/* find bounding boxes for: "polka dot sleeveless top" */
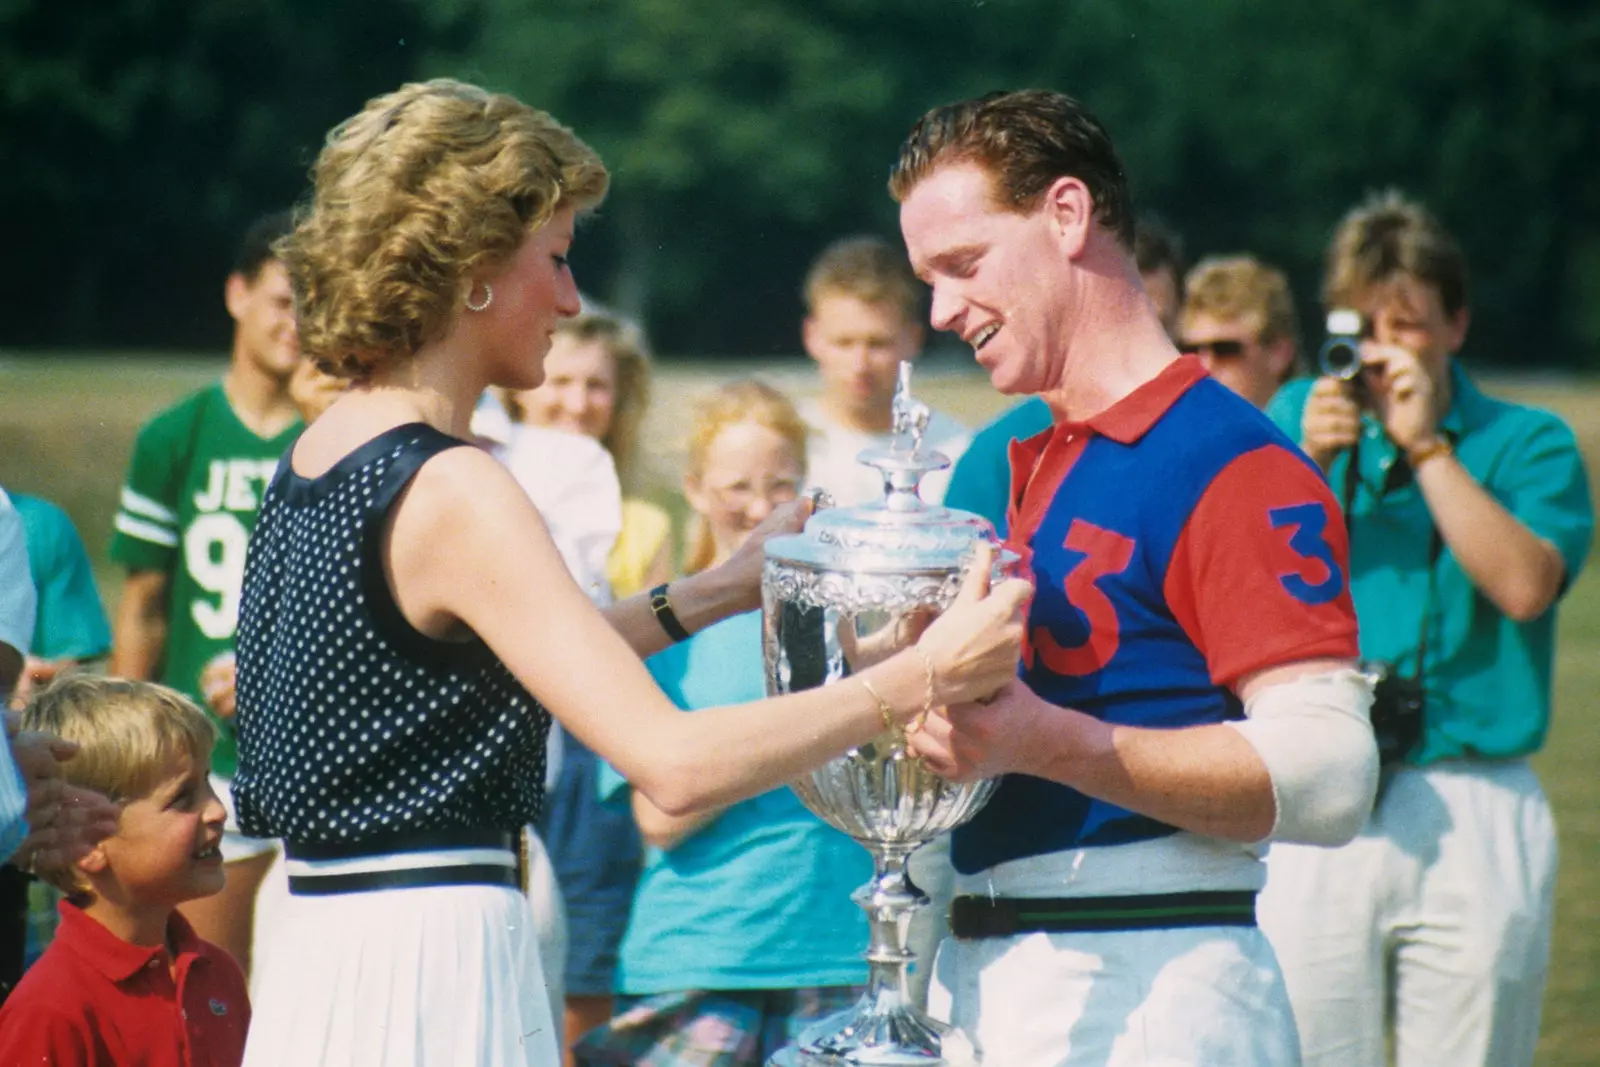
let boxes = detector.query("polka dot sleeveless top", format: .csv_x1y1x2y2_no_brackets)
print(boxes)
233,423,549,845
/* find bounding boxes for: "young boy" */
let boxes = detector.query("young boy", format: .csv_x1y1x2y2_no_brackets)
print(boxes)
799,235,970,506
0,676,249,1065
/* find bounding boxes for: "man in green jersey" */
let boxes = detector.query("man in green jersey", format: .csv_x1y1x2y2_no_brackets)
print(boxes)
108,211,301,974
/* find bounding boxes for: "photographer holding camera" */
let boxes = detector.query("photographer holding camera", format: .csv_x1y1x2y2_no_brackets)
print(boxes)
1259,190,1594,1067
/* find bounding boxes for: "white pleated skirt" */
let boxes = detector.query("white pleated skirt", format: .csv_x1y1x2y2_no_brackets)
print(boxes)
243,880,560,1067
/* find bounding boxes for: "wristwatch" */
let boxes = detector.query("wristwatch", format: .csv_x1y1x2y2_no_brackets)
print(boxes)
1405,437,1454,470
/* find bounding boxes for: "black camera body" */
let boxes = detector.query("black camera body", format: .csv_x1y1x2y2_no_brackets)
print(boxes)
1366,662,1425,766
1318,307,1367,381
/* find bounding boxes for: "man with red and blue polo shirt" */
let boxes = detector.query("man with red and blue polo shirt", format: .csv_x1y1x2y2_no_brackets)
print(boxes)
890,90,1380,1066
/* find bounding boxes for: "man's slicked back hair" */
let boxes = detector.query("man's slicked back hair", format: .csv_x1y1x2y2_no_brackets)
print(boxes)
889,90,1135,247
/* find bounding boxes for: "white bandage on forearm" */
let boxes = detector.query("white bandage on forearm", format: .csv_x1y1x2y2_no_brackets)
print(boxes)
1225,668,1379,846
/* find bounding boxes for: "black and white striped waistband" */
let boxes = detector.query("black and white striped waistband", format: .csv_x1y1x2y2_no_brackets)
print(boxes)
284,829,520,896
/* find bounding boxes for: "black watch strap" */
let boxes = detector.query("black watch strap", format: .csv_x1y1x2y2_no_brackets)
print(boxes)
649,583,691,643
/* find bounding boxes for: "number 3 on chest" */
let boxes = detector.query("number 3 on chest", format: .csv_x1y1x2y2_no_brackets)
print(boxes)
1028,519,1136,676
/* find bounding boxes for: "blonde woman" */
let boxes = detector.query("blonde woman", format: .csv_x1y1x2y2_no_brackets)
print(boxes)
578,380,874,1066
230,78,1028,1067
505,313,672,597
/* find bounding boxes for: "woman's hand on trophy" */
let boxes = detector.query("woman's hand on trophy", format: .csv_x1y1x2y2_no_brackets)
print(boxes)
909,680,1044,781
715,497,814,612
913,542,1032,709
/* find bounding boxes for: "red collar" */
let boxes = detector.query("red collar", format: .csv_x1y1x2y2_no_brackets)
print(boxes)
1051,354,1208,444
1006,355,1210,540
54,900,209,984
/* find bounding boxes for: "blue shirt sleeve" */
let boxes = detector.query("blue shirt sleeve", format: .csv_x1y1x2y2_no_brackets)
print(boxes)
0,490,36,659
0,740,29,865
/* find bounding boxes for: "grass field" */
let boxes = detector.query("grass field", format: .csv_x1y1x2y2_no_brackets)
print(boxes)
3,354,1598,1064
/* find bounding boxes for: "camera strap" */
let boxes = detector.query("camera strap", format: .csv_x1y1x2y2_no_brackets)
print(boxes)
1341,440,1444,681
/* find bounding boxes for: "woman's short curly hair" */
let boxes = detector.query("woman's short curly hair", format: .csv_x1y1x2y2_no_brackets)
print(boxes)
282,79,610,377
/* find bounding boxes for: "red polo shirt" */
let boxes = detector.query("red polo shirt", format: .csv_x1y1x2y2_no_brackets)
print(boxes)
0,901,249,1066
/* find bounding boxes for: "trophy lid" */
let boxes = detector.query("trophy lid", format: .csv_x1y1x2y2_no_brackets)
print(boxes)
766,362,1000,574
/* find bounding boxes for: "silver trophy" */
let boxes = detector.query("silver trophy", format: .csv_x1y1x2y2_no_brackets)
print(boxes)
764,363,1003,1066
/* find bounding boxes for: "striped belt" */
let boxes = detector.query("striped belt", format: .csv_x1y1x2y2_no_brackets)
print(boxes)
950,890,1259,939
284,829,521,896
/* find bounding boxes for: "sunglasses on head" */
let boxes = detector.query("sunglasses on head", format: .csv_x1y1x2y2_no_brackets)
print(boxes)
1179,339,1246,358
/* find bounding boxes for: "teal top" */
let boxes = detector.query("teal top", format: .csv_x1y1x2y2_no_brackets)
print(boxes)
12,494,111,662
602,610,870,993
1266,365,1593,764
943,396,1052,536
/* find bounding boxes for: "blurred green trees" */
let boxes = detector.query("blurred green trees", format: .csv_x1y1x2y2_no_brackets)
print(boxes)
2,0,1596,365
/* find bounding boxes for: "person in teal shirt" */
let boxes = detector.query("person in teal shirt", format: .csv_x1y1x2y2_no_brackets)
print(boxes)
576,381,871,1066
10,493,111,704
942,397,1051,535
590,615,870,1010
1256,191,1594,1067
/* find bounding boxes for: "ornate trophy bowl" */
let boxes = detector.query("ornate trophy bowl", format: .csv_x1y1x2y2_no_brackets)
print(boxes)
763,365,1002,1067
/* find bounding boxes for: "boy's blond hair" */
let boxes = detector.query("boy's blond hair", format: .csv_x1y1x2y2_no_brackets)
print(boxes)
803,236,923,325
23,676,216,895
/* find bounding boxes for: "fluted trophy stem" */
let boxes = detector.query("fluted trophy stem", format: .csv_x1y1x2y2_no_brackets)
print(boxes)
771,843,951,1067
860,846,920,1010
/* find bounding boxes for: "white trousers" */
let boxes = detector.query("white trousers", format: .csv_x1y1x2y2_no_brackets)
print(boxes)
1258,760,1555,1067
928,923,1298,1066
906,833,954,1011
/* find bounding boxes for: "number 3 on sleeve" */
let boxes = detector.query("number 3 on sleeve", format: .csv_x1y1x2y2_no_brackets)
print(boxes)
1269,503,1345,606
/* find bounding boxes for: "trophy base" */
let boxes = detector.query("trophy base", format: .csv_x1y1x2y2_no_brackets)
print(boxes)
766,1006,978,1067
769,1047,976,1067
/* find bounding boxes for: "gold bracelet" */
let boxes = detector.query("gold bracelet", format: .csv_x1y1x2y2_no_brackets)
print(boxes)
911,645,938,732
1406,437,1453,470
859,676,898,736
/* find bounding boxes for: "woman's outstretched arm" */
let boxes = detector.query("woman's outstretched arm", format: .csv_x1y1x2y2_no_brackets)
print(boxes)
386,447,1028,818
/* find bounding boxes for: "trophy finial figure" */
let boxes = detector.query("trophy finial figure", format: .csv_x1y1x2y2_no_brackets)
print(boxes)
890,361,931,453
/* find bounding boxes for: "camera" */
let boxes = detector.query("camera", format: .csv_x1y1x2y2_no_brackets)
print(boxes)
1317,307,1366,381
1363,661,1425,766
